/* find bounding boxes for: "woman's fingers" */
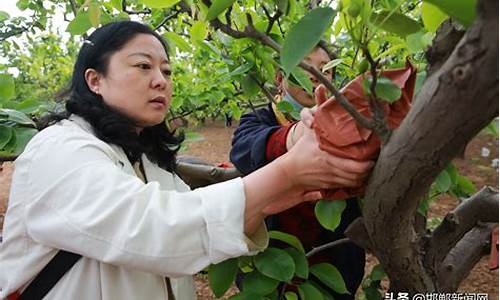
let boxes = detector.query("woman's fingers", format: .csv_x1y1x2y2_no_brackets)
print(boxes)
314,84,328,106
325,155,374,175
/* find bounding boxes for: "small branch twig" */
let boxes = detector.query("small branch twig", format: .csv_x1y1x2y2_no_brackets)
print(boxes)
306,238,351,258
262,6,282,35
168,104,209,122
154,10,181,31
201,0,374,130
361,45,392,143
122,0,151,15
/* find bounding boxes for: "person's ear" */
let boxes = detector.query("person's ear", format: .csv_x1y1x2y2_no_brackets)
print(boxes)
84,68,102,95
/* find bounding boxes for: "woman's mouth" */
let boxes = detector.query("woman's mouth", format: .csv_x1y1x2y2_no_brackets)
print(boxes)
149,96,167,108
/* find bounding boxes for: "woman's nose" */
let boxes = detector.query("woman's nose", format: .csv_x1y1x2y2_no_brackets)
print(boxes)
151,70,167,90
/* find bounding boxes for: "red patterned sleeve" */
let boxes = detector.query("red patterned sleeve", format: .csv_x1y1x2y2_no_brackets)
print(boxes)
265,123,296,162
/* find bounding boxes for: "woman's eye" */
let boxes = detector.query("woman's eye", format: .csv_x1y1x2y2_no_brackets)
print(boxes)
137,63,151,70
162,69,172,76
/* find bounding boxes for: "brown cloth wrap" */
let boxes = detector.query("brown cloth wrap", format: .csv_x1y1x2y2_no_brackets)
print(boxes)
313,62,417,200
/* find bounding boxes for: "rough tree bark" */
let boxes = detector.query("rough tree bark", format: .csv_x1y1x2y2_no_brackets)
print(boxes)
360,0,498,293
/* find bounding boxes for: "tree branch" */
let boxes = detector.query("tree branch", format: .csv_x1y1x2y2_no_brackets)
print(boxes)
344,217,373,251
426,20,466,77
201,0,374,130
154,10,181,31
436,223,496,292
175,158,242,189
362,0,498,292
361,45,391,144
425,186,499,272
306,238,351,258
122,0,151,15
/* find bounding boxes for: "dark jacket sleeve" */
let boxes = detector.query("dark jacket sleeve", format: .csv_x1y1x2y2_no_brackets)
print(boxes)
230,107,280,175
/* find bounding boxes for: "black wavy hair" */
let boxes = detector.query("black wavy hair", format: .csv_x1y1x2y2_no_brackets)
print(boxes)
43,21,183,172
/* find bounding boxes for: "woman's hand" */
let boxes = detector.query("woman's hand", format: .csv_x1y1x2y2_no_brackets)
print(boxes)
279,124,373,191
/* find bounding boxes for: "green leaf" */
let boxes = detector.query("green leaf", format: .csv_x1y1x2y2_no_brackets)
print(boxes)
15,99,42,114
421,2,448,33
206,0,236,21
241,74,260,98
163,32,191,52
314,200,346,231
284,248,309,279
0,128,16,154
269,231,305,253
0,11,10,22
254,247,295,282
406,31,433,54
322,58,344,73
434,169,452,193
363,285,383,300
0,73,15,101
484,119,499,137
277,101,294,113
297,281,324,300
242,271,279,295
277,0,289,14
67,12,92,35
228,62,254,77
370,264,386,281
309,281,334,300
110,0,122,10
190,20,208,43
0,125,13,149
456,175,476,195
310,263,349,294
285,291,298,300
290,67,313,94
140,0,180,8
13,127,37,154
88,2,101,27
370,11,421,37
362,76,402,103
0,109,36,126
170,96,183,110
208,258,239,298
414,71,427,97
424,0,476,28
281,7,336,74
229,292,265,300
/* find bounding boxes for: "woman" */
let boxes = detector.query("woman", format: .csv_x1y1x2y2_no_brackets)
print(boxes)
231,45,368,298
0,21,372,299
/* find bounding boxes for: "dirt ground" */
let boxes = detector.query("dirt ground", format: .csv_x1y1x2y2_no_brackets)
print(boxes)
0,120,498,299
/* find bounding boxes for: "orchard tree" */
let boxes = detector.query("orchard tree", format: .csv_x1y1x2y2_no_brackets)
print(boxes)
0,0,498,298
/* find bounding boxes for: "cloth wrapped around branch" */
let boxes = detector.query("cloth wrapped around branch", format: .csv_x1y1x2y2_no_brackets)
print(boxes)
313,62,417,200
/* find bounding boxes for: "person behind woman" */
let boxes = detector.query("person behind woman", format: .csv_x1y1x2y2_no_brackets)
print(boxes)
0,21,372,300
230,45,368,298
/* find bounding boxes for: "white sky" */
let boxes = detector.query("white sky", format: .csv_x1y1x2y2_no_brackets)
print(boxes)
0,0,29,18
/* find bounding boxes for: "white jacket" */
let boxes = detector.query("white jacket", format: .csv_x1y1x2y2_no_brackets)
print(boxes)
0,115,267,299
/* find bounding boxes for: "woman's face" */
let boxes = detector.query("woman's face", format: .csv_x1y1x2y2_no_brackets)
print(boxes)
283,47,332,107
89,34,172,129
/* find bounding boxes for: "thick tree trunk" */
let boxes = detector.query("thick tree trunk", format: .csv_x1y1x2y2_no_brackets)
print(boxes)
362,0,498,293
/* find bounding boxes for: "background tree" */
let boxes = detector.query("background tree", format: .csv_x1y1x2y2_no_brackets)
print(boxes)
0,0,497,298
